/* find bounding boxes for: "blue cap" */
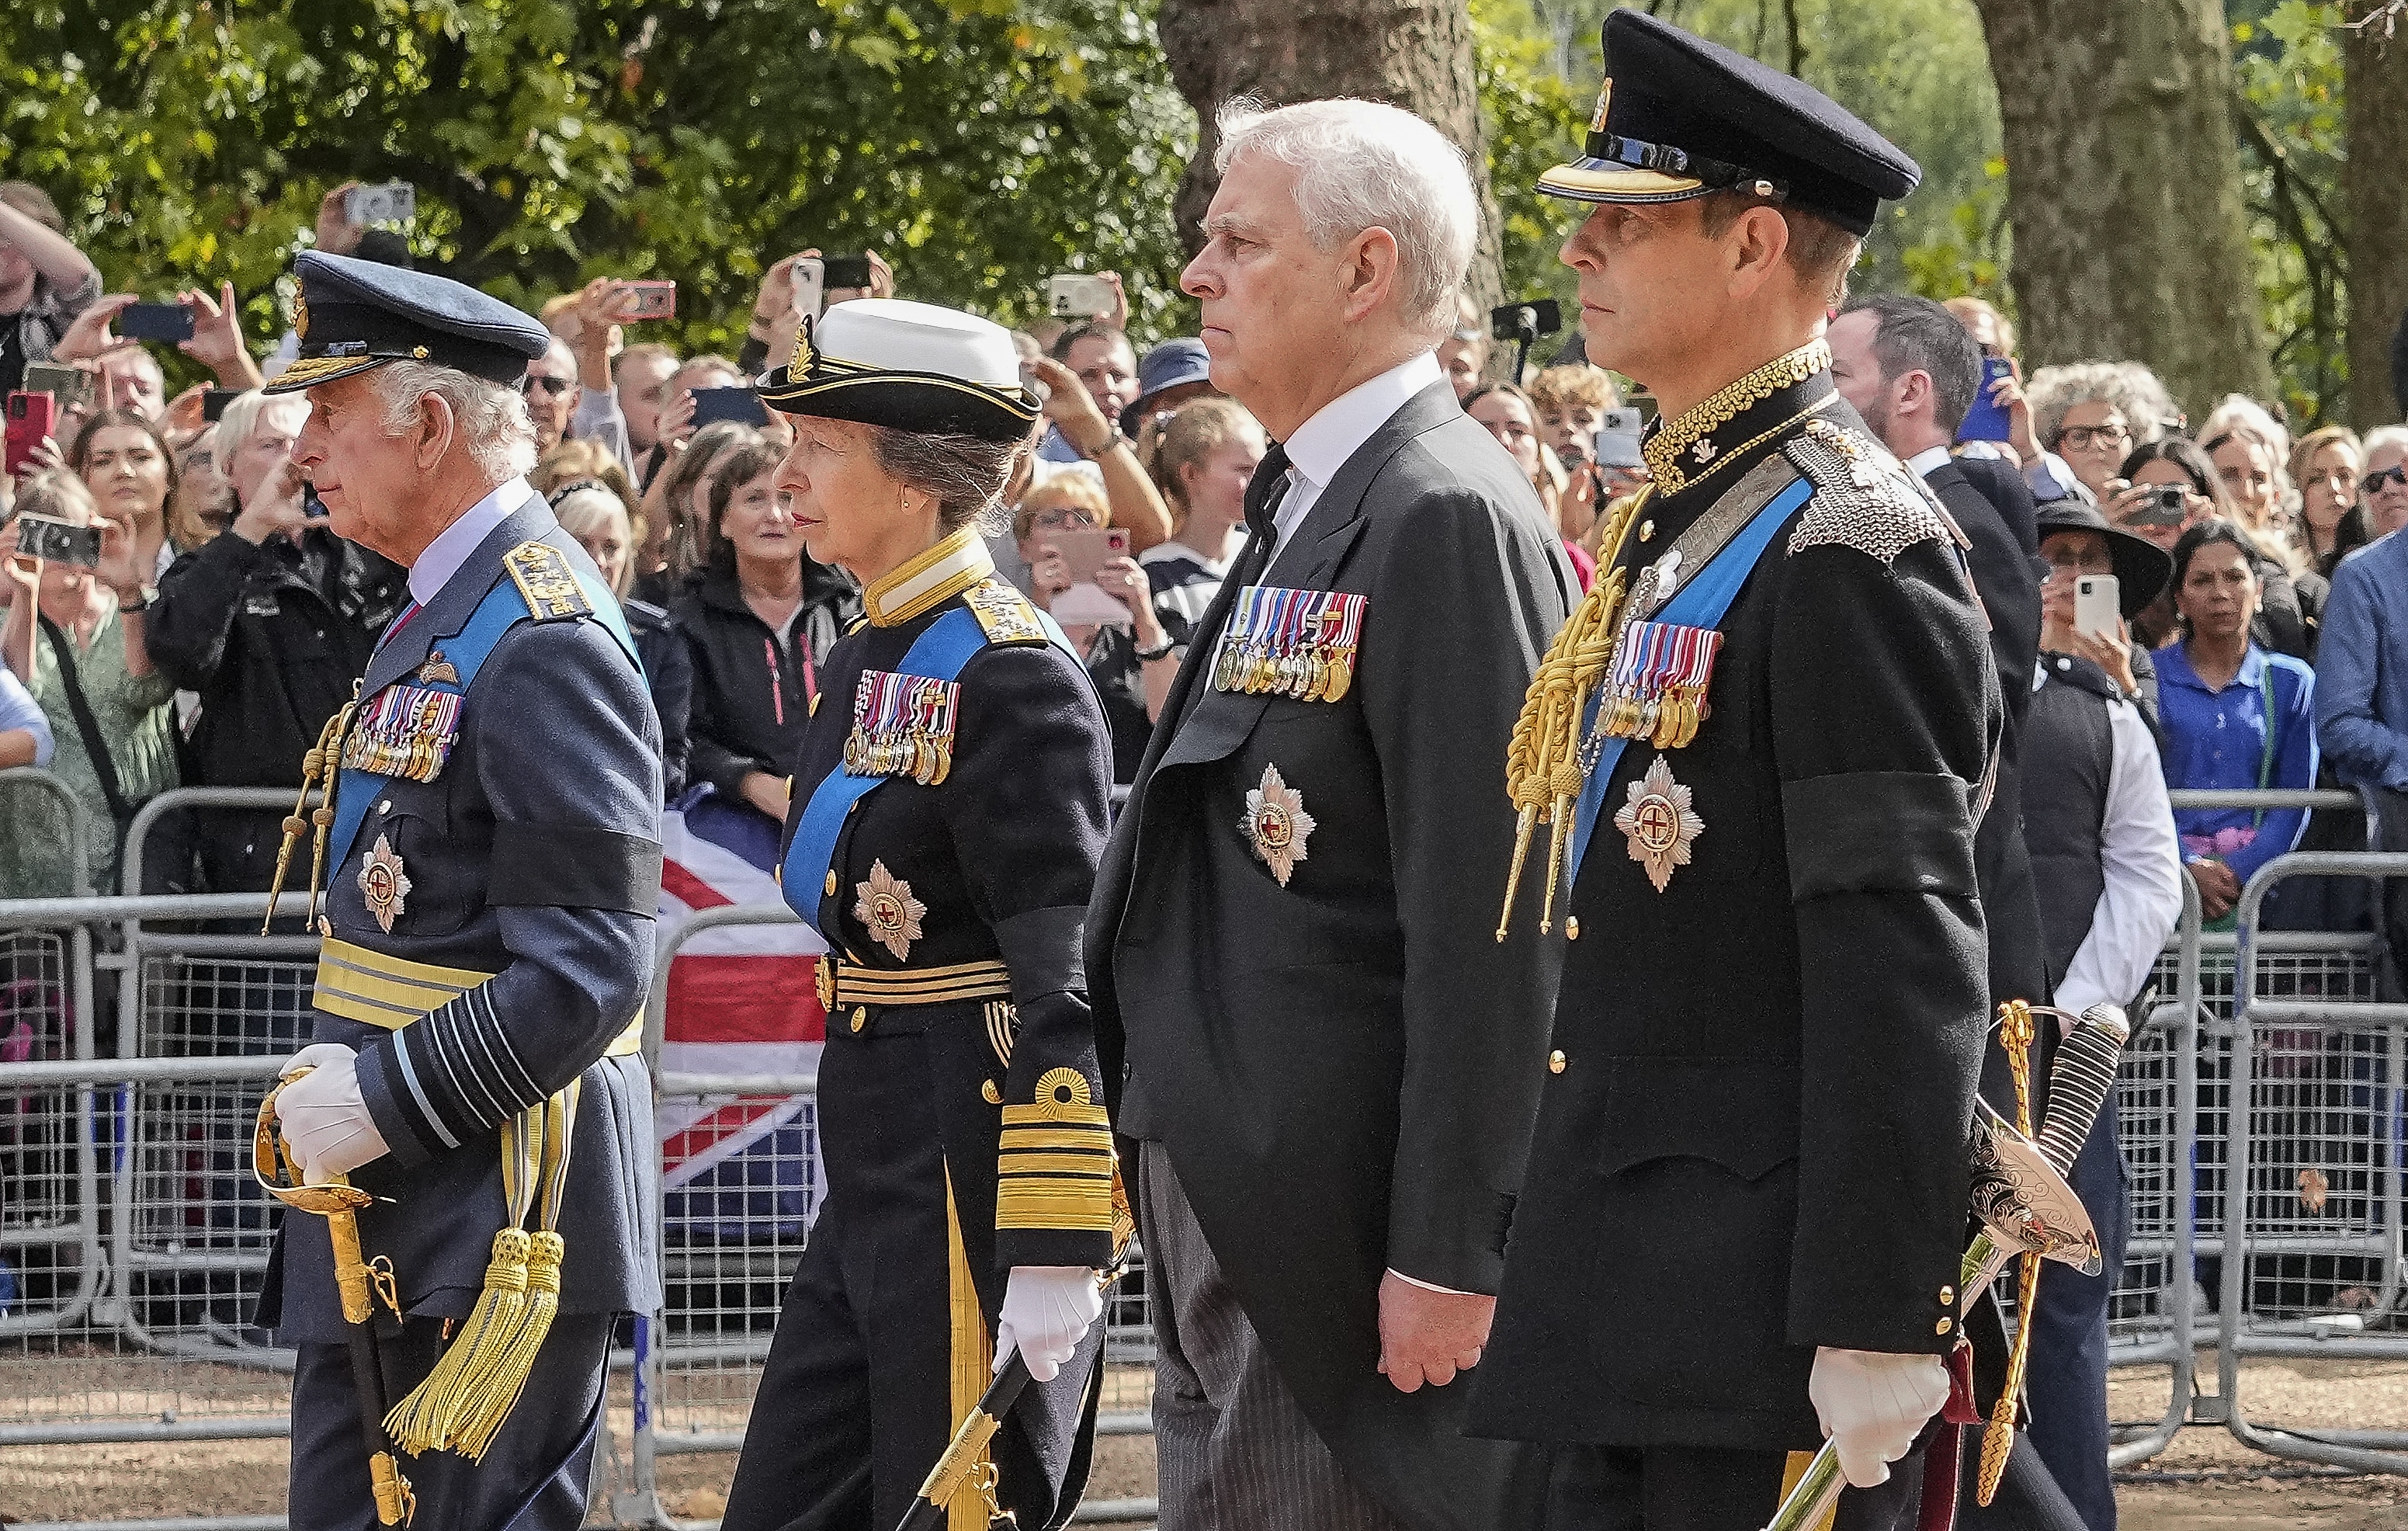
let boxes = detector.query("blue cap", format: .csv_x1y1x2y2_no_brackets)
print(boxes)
1128,338,1214,422
1539,11,1918,237
265,251,551,394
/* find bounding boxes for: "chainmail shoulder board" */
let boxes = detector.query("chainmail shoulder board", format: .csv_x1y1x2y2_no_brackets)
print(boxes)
1780,417,1951,565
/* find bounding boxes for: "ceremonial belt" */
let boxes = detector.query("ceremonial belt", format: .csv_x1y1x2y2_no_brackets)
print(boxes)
314,936,644,1057
1568,471,1813,879
819,955,1013,1012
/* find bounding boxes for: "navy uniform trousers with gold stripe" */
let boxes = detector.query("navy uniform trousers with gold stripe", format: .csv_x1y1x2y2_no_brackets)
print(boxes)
257,494,665,1531
721,529,1117,1531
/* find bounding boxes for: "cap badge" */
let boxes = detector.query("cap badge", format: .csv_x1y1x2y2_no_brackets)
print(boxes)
1614,753,1703,892
359,834,413,933
294,291,310,341
784,322,816,384
854,859,926,961
1242,763,1316,887
1589,78,1613,133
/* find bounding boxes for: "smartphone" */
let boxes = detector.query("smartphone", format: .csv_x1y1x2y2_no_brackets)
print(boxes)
690,385,770,428
2074,574,2120,640
5,391,56,478
119,302,195,343
346,182,417,225
822,254,875,293
614,280,676,321
22,361,91,410
792,257,826,324
1595,405,1645,469
1047,274,1116,321
1490,298,1563,342
202,387,242,424
14,513,102,569
1047,527,1136,628
1955,355,2015,444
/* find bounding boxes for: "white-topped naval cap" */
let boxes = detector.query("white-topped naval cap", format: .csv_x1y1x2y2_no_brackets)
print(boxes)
814,299,1023,389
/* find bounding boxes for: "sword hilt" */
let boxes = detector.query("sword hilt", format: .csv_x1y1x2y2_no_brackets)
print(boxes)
2032,1004,2129,1175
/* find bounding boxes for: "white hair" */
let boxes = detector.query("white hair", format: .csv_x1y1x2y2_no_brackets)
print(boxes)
2362,424,2408,462
211,390,310,479
370,361,537,481
1214,97,1478,343
2201,393,2290,467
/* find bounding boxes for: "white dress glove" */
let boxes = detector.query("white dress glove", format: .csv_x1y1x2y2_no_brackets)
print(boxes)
1808,1346,1951,1489
994,1265,1103,1384
275,1043,391,1184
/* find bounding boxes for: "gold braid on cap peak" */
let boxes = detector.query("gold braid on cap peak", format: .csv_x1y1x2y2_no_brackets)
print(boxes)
1497,484,1652,941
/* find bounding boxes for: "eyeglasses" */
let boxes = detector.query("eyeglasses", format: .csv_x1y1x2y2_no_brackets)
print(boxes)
1030,508,1097,532
2057,423,2132,453
519,376,571,398
2364,466,2408,494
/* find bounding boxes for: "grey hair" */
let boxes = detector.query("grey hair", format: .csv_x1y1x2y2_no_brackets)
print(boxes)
211,390,309,479
2363,424,2408,462
2025,360,2182,451
371,361,537,481
1214,97,1479,344
864,424,1026,537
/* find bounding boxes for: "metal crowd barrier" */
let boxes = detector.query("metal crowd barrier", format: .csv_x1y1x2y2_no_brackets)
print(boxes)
5,780,2407,1525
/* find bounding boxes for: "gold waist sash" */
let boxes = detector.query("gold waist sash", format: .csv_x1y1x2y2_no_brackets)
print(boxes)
314,937,643,1057
818,955,1013,1012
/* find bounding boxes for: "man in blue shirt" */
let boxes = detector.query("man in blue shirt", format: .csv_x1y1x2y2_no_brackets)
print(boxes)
2317,524,2408,949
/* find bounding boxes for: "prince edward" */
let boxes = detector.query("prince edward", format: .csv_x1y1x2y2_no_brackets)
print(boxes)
1468,14,2000,1531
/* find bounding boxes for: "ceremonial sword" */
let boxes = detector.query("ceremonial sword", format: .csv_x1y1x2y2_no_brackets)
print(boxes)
1761,1003,2133,1531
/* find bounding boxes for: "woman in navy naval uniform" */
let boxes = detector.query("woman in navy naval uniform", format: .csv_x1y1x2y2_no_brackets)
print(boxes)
719,300,1117,1531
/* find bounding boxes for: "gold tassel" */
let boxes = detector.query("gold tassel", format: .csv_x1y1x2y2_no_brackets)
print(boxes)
1978,1000,2041,1505
451,1231,563,1461
1497,485,1651,940
384,1227,533,1456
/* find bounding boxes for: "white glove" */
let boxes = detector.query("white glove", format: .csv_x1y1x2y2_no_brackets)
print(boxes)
994,1265,1103,1383
1808,1346,1950,1489
275,1043,391,1184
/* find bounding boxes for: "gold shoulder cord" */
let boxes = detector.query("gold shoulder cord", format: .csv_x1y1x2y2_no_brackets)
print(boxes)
1979,1000,2040,1505
263,681,361,935
1497,483,1651,940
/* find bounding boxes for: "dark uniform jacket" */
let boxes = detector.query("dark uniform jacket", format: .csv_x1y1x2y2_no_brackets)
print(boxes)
1087,380,1575,1531
673,558,859,801
1469,354,1998,1453
258,494,664,1345
145,525,407,892
625,596,694,801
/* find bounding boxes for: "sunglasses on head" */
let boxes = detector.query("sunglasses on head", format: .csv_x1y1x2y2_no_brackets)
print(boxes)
2366,465,2408,494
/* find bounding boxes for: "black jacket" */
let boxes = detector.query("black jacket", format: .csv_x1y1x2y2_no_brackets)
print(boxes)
625,597,694,801
144,526,407,891
670,559,859,801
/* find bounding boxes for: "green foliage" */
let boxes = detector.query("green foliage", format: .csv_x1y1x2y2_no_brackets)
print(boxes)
1471,0,1589,315
0,0,1198,372
2230,0,2349,425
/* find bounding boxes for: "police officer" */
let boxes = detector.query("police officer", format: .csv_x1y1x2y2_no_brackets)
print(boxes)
716,299,1115,1531
261,251,665,1530
1467,14,2001,1529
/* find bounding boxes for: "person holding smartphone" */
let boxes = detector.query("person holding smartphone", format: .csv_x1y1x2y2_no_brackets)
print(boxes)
1016,474,1176,781
0,180,102,401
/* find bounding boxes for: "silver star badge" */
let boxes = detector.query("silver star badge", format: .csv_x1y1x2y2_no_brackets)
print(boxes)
1242,763,1316,887
1613,754,1703,893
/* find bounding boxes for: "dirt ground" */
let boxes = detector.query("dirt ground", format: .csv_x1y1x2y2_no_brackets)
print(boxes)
12,1358,2408,1526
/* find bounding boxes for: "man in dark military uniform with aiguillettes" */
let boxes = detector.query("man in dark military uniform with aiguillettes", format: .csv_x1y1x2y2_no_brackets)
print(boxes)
1469,14,2003,1530
258,251,664,1531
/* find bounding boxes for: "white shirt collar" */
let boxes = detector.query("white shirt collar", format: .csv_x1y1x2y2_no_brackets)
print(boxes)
407,478,537,606
1905,444,1954,478
1281,351,1445,494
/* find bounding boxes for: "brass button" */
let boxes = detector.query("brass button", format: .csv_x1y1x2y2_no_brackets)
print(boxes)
824,871,839,896
376,801,390,815
1639,519,1655,542
1935,1317,1953,1336
1565,916,1580,940
1548,1050,1567,1074
848,1006,868,1034
981,1080,1002,1104
1939,1285,1956,1306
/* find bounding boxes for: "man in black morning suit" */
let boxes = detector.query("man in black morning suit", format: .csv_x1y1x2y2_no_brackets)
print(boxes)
1468,15,2000,1531
1084,100,1573,1530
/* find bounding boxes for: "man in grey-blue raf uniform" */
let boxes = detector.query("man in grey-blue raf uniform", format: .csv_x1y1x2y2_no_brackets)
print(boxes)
257,250,664,1531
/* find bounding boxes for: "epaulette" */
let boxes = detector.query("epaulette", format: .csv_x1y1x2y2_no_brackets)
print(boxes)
502,540,593,622
962,577,1050,645
1782,418,1951,565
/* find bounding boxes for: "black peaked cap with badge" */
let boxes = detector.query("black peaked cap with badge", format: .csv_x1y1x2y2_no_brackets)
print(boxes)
265,249,552,393
1540,8,1918,236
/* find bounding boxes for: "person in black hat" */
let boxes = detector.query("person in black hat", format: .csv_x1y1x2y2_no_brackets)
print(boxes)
1469,11,2004,1528
259,248,666,1531
2009,499,2181,1531
716,298,1117,1531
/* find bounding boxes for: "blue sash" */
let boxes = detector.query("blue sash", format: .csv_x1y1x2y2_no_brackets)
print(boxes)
330,561,633,877
778,603,1074,939
1567,475,1814,880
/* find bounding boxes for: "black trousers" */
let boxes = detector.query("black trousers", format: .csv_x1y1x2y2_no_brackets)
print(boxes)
1540,1440,1926,1531
287,1312,612,1531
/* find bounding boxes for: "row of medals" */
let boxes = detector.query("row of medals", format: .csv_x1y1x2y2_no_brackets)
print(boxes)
1598,682,1707,752
844,728,952,787
1213,640,1356,703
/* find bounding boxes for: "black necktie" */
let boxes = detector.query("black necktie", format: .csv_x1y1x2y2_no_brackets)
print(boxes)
1239,442,1293,583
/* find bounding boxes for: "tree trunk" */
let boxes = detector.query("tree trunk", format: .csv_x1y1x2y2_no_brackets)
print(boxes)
2347,7,2408,427
1970,0,2272,420
1157,0,1505,311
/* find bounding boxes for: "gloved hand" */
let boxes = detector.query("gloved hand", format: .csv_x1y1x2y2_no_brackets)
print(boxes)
275,1043,391,1185
994,1265,1103,1383
1808,1346,1950,1489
